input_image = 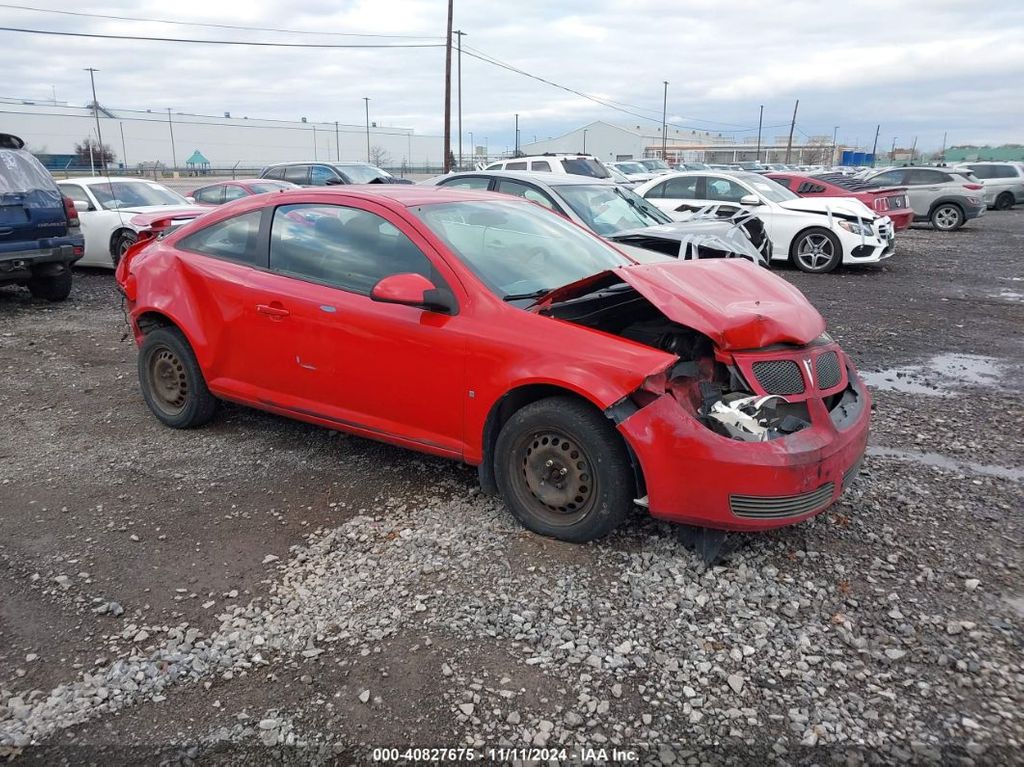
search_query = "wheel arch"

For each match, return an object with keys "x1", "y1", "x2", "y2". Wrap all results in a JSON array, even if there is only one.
[
  {"x1": 132, "y1": 309, "x2": 208, "y2": 369},
  {"x1": 109, "y1": 226, "x2": 137, "y2": 256},
  {"x1": 787, "y1": 224, "x2": 842, "y2": 260},
  {"x1": 926, "y1": 197, "x2": 965, "y2": 217},
  {"x1": 477, "y1": 383, "x2": 645, "y2": 500}
]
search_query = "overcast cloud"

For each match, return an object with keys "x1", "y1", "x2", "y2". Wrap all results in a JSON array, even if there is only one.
[{"x1": 1, "y1": 0, "x2": 1022, "y2": 152}]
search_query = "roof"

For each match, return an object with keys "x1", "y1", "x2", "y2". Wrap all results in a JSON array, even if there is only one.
[
  {"x1": 185, "y1": 150, "x2": 210, "y2": 165},
  {"x1": 440, "y1": 170, "x2": 616, "y2": 187},
  {"x1": 59, "y1": 176, "x2": 168, "y2": 186},
  {"x1": 275, "y1": 184, "x2": 515, "y2": 208}
]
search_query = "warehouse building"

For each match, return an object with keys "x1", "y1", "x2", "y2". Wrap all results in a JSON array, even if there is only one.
[
  {"x1": 0, "y1": 97, "x2": 444, "y2": 172},
  {"x1": 519, "y1": 120, "x2": 837, "y2": 165}
]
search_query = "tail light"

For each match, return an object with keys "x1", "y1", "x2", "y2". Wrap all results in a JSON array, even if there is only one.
[
  {"x1": 963, "y1": 183, "x2": 983, "y2": 191},
  {"x1": 63, "y1": 195, "x2": 79, "y2": 226},
  {"x1": 873, "y1": 197, "x2": 887, "y2": 212}
]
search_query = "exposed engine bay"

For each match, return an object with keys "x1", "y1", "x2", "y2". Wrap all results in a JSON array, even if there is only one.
[{"x1": 541, "y1": 283, "x2": 814, "y2": 441}]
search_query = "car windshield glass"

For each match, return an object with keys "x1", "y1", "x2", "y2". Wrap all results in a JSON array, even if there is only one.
[
  {"x1": 413, "y1": 199, "x2": 631, "y2": 301},
  {"x1": 559, "y1": 158, "x2": 610, "y2": 178},
  {"x1": 90, "y1": 181, "x2": 188, "y2": 209},
  {"x1": 0, "y1": 148, "x2": 58, "y2": 195},
  {"x1": 249, "y1": 182, "x2": 293, "y2": 194},
  {"x1": 615, "y1": 162, "x2": 647, "y2": 174},
  {"x1": 640, "y1": 159, "x2": 670, "y2": 171},
  {"x1": 336, "y1": 164, "x2": 392, "y2": 184},
  {"x1": 731, "y1": 172, "x2": 797, "y2": 203},
  {"x1": 558, "y1": 184, "x2": 671, "y2": 234}
]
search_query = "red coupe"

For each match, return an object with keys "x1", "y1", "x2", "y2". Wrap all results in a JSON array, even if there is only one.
[
  {"x1": 767, "y1": 172, "x2": 914, "y2": 230},
  {"x1": 187, "y1": 178, "x2": 297, "y2": 206},
  {"x1": 115, "y1": 187, "x2": 870, "y2": 555}
]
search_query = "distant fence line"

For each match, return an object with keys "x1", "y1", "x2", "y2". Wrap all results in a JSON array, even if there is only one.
[{"x1": 49, "y1": 164, "x2": 462, "y2": 180}]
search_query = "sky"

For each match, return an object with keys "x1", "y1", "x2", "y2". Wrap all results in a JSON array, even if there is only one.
[{"x1": 1, "y1": 0, "x2": 1022, "y2": 153}]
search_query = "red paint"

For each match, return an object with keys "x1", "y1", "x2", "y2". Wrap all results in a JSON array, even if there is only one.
[
  {"x1": 119, "y1": 186, "x2": 870, "y2": 534},
  {"x1": 768, "y1": 172, "x2": 914, "y2": 231}
]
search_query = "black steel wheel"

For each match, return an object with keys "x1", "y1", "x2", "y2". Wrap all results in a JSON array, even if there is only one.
[{"x1": 138, "y1": 327, "x2": 217, "y2": 428}]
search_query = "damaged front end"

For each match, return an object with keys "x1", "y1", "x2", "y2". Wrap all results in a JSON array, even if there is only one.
[{"x1": 536, "y1": 260, "x2": 871, "y2": 532}]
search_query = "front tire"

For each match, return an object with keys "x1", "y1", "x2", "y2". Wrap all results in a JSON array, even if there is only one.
[
  {"x1": 138, "y1": 327, "x2": 217, "y2": 428},
  {"x1": 994, "y1": 192, "x2": 1014, "y2": 211},
  {"x1": 112, "y1": 231, "x2": 137, "y2": 268},
  {"x1": 494, "y1": 396, "x2": 634, "y2": 543},
  {"x1": 930, "y1": 203, "x2": 964, "y2": 231},
  {"x1": 27, "y1": 268, "x2": 72, "y2": 302},
  {"x1": 791, "y1": 228, "x2": 842, "y2": 274}
]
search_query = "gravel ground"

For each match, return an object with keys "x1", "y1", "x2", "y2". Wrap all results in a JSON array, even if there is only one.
[{"x1": 0, "y1": 211, "x2": 1022, "y2": 764}]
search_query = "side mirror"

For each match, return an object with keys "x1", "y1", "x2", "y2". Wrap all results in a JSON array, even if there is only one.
[
  {"x1": 371, "y1": 273, "x2": 457, "y2": 314},
  {"x1": 739, "y1": 194, "x2": 762, "y2": 206},
  {"x1": 324, "y1": 176, "x2": 345, "y2": 185},
  {"x1": 185, "y1": 196, "x2": 196, "y2": 204},
  {"x1": 72, "y1": 199, "x2": 93, "y2": 213}
]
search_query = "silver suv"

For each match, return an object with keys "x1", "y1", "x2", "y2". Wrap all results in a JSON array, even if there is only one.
[
  {"x1": 863, "y1": 167, "x2": 986, "y2": 231},
  {"x1": 484, "y1": 154, "x2": 611, "y2": 179},
  {"x1": 955, "y1": 162, "x2": 1024, "y2": 210}
]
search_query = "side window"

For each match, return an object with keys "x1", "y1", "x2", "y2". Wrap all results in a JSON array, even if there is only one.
[
  {"x1": 495, "y1": 180, "x2": 558, "y2": 211},
  {"x1": 705, "y1": 177, "x2": 747, "y2": 203},
  {"x1": 283, "y1": 165, "x2": 310, "y2": 185},
  {"x1": 664, "y1": 176, "x2": 700, "y2": 200},
  {"x1": 530, "y1": 161, "x2": 552, "y2": 172},
  {"x1": 995, "y1": 165, "x2": 1018, "y2": 179},
  {"x1": 438, "y1": 177, "x2": 491, "y2": 190},
  {"x1": 309, "y1": 165, "x2": 337, "y2": 186},
  {"x1": 644, "y1": 180, "x2": 667, "y2": 199},
  {"x1": 59, "y1": 184, "x2": 94, "y2": 208},
  {"x1": 967, "y1": 165, "x2": 996, "y2": 179},
  {"x1": 263, "y1": 167, "x2": 286, "y2": 181},
  {"x1": 871, "y1": 170, "x2": 904, "y2": 186},
  {"x1": 269, "y1": 204, "x2": 435, "y2": 295},
  {"x1": 177, "y1": 210, "x2": 264, "y2": 265},
  {"x1": 505, "y1": 161, "x2": 528, "y2": 170},
  {"x1": 907, "y1": 169, "x2": 948, "y2": 185},
  {"x1": 485, "y1": 163, "x2": 503, "y2": 170},
  {"x1": 772, "y1": 177, "x2": 793, "y2": 190},
  {"x1": 797, "y1": 181, "x2": 827, "y2": 194},
  {"x1": 223, "y1": 185, "x2": 248, "y2": 202},
  {"x1": 194, "y1": 186, "x2": 225, "y2": 204}
]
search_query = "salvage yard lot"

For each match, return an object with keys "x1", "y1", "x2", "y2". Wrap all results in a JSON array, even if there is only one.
[{"x1": 1, "y1": 214, "x2": 1022, "y2": 762}]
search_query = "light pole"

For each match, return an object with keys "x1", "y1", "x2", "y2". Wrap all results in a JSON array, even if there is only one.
[
  {"x1": 84, "y1": 68, "x2": 105, "y2": 174},
  {"x1": 831, "y1": 125, "x2": 838, "y2": 165},
  {"x1": 363, "y1": 97, "x2": 371, "y2": 163},
  {"x1": 661, "y1": 80, "x2": 668, "y2": 160},
  {"x1": 454, "y1": 30, "x2": 466, "y2": 170},
  {"x1": 890, "y1": 136, "x2": 897, "y2": 163},
  {"x1": 756, "y1": 104, "x2": 763, "y2": 163},
  {"x1": 469, "y1": 131, "x2": 474, "y2": 160},
  {"x1": 335, "y1": 120, "x2": 340, "y2": 161},
  {"x1": 514, "y1": 114, "x2": 519, "y2": 157},
  {"x1": 166, "y1": 108, "x2": 177, "y2": 171},
  {"x1": 119, "y1": 121, "x2": 127, "y2": 169},
  {"x1": 583, "y1": 129, "x2": 588, "y2": 154}
]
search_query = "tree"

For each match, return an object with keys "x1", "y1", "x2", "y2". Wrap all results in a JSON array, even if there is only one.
[
  {"x1": 74, "y1": 137, "x2": 116, "y2": 169},
  {"x1": 369, "y1": 145, "x2": 391, "y2": 168}
]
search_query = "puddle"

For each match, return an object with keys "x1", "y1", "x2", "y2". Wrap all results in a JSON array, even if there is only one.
[
  {"x1": 861, "y1": 353, "x2": 1006, "y2": 396},
  {"x1": 867, "y1": 446, "x2": 1024, "y2": 482}
]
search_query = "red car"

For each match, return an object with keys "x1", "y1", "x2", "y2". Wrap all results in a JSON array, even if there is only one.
[
  {"x1": 767, "y1": 172, "x2": 914, "y2": 231},
  {"x1": 115, "y1": 187, "x2": 870, "y2": 557},
  {"x1": 187, "y1": 178, "x2": 297, "y2": 206}
]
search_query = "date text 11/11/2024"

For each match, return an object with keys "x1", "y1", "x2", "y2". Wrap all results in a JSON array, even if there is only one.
[{"x1": 371, "y1": 746, "x2": 640, "y2": 762}]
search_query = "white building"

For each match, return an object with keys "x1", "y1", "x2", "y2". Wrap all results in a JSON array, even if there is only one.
[
  {"x1": 520, "y1": 120, "x2": 834, "y2": 165},
  {"x1": 0, "y1": 98, "x2": 444, "y2": 170}
]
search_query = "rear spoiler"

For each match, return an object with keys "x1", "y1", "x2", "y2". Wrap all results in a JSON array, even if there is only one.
[{"x1": 116, "y1": 211, "x2": 206, "y2": 296}]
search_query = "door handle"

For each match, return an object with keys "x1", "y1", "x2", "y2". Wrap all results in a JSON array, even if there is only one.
[{"x1": 256, "y1": 303, "x2": 290, "y2": 319}]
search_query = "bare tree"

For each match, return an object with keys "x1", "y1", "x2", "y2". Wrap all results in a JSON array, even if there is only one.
[
  {"x1": 369, "y1": 145, "x2": 391, "y2": 168},
  {"x1": 74, "y1": 137, "x2": 116, "y2": 167}
]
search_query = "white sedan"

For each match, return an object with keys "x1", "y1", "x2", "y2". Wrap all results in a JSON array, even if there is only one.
[
  {"x1": 632, "y1": 171, "x2": 895, "y2": 273},
  {"x1": 56, "y1": 177, "x2": 206, "y2": 268}
]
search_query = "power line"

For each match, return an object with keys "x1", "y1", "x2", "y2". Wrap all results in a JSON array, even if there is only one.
[
  {"x1": 0, "y1": 26, "x2": 445, "y2": 48},
  {"x1": 0, "y1": 4, "x2": 444, "y2": 39}
]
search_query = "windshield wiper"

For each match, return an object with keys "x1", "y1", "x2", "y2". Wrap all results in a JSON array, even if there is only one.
[{"x1": 502, "y1": 289, "x2": 551, "y2": 302}]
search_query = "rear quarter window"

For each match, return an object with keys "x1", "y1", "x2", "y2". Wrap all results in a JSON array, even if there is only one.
[
  {"x1": 0, "y1": 148, "x2": 59, "y2": 195},
  {"x1": 178, "y1": 210, "x2": 264, "y2": 265}
]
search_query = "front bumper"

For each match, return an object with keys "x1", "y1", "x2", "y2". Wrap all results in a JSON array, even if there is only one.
[
  {"x1": 618, "y1": 358, "x2": 871, "y2": 532},
  {"x1": 838, "y1": 218, "x2": 895, "y2": 264}
]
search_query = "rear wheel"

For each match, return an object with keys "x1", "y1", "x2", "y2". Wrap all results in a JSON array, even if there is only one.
[
  {"x1": 138, "y1": 327, "x2": 217, "y2": 428},
  {"x1": 494, "y1": 396, "x2": 634, "y2": 543},
  {"x1": 791, "y1": 228, "x2": 842, "y2": 274},
  {"x1": 27, "y1": 267, "x2": 72, "y2": 302},
  {"x1": 994, "y1": 192, "x2": 1014, "y2": 211},
  {"x1": 930, "y1": 203, "x2": 964, "y2": 231},
  {"x1": 112, "y1": 231, "x2": 137, "y2": 268}
]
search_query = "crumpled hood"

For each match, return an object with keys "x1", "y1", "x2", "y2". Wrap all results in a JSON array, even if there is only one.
[
  {"x1": 779, "y1": 196, "x2": 876, "y2": 219},
  {"x1": 535, "y1": 259, "x2": 825, "y2": 351}
]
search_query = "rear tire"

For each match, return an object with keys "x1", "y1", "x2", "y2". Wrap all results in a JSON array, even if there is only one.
[
  {"x1": 138, "y1": 327, "x2": 217, "y2": 428},
  {"x1": 930, "y1": 203, "x2": 964, "y2": 231},
  {"x1": 112, "y1": 231, "x2": 137, "y2": 268},
  {"x1": 494, "y1": 396, "x2": 634, "y2": 543},
  {"x1": 994, "y1": 192, "x2": 1014, "y2": 211},
  {"x1": 790, "y1": 228, "x2": 842, "y2": 274},
  {"x1": 27, "y1": 267, "x2": 72, "y2": 302}
]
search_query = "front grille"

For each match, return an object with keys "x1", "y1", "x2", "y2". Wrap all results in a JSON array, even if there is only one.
[
  {"x1": 816, "y1": 351, "x2": 841, "y2": 389},
  {"x1": 752, "y1": 359, "x2": 805, "y2": 395},
  {"x1": 842, "y1": 458, "x2": 863, "y2": 490},
  {"x1": 730, "y1": 483, "x2": 835, "y2": 519}
]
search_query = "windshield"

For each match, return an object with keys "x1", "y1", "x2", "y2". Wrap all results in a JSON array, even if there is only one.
[
  {"x1": 640, "y1": 159, "x2": 670, "y2": 171},
  {"x1": 731, "y1": 172, "x2": 798, "y2": 203},
  {"x1": 614, "y1": 162, "x2": 647, "y2": 174},
  {"x1": 558, "y1": 184, "x2": 671, "y2": 235},
  {"x1": 90, "y1": 181, "x2": 189, "y2": 209},
  {"x1": 336, "y1": 164, "x2": 393, "y2": 184},
  {"x1": 413, "y1": 199, "x2": 631, "y2": 301},
  {"x1": 559, "y1": 158, "x2": 610, "y2": 178}
]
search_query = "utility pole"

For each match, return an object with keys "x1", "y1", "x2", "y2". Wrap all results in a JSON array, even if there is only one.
[
  {"x1": 363, "y1": 97, "x2": 371, "y2": 163},
  {"x1": 831, "y1": 125, "x2": 838, "y2": 165},
  {"x1": 910, "y1": 135, "x2": 918, "y2": 164},
  {"x1": 166, "y1": 108, "x2": 177, "y2": 171},
  {"x1": 469, "y1": 131, "x2": 474, "y2": 160},
  {"x1": 756, "y1": 105, "x2": 763, "y2": 162},
  {"x1": 890, "y1": 136, "x2": 897, "y2": 163},
  {"x1": 661, "y1": 81, "x2": 669, "y2": 160},
  {"x1": 514, "y1": 113, "x2": 519, "y2": 157},
  {"x1": 940, "y1": 130, "x2": 947, "y2": 161},
  {"x1": 454, "y1": 29, "x2": 466, "y2": 171},
  {"x1": 84, "y1": 68, "x2": 106, "y2": 174},
  {"x1": 442, "y1": 0, "x2": 453, "y2": 173},
  {"x1": 870, "y1": 124, "x2": 880, "y2": 166},
  {"x1": 335, "y1": 120, "x2": 340, "y2": 161},
  {"x1": 784, "y1": 98, "x2": 799, "y2": 164},
  {"x1": 119, "y1": 121, "x2": 127, "y2": 169},
  {"x1": 313, "y1": 124, "x2": 318, "y2": 161},
  {"x1": 583, "y1": 129, "x2": 588, "y2": 154}
]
